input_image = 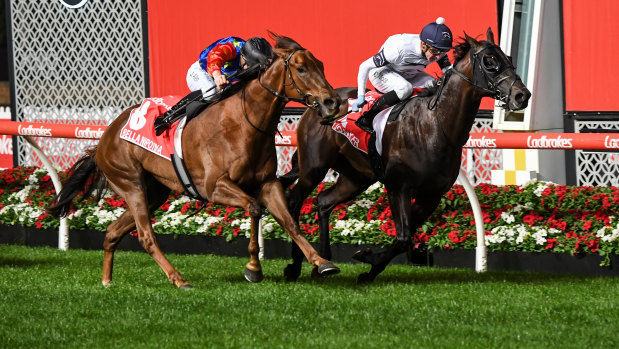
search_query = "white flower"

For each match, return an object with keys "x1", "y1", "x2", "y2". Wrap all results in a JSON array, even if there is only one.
[
  {"x1": 532, "y1": 227, "x2": 548, "y2": 245},
  {"x1": 501, "y1": 212, "x2": 515, "y2": 224}
]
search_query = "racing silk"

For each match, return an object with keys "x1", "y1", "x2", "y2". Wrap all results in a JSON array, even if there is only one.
[
  {"x1": 357, "y1": 33, "x2": 451, "y2": 95},
  {"x1": 198, "y1": 36, "x2": 245, "y2": 81}
]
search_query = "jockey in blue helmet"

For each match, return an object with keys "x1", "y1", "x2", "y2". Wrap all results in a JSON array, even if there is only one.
[{"x1": 353, "y1": 17, "x2": 453, "y2": 133}]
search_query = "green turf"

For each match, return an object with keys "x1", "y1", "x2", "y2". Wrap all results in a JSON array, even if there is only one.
[{"x1": 0, "y1": 244, "x2": 616, "y2": 348}]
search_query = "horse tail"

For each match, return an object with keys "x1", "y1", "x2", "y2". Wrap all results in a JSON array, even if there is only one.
[
  {"x1": 47, "y1": 147, "x2": 106, "y2": 218},
  {"x1": 278, "y1": 150, "x2": 300, "y2": 190}
]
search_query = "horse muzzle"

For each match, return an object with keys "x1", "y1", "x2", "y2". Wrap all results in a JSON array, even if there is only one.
[
  {"x1": 508, "y1": 86, "x2": 531, "y2": 111},
  {"x1": 316, "y1": 94, "x2": 342, "y2": 119}
]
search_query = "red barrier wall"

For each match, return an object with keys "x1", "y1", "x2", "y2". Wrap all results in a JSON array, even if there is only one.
[
  {"x1": 563, "y1": 0, "x2": 619, "y2": 111},
  {"x1": 146, "y1": 0, "x2": 497, "y2": 109}
]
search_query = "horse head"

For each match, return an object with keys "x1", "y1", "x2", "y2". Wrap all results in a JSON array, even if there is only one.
[
  {"x1": 461, "y1": 28, "x2": 531, "y2": 111},
  {"x1": 267, "y1": 33, "x2": 341, "y2": 119}
]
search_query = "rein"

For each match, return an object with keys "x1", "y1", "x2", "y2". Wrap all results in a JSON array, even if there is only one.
[
  {"x1": 241, "y1": 50, "x2": 316, "y2": 136},
  {"x1": 257, "y1": 50, "x2": 319, "y2": 109}
]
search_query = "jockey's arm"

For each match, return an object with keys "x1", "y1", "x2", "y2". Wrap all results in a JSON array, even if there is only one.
[{"x1": 205, "y1": 42, "x2": 238, "y2": 89}]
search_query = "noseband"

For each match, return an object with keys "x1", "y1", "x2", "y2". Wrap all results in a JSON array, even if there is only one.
[
  {"x1": 451, "y1": 44, "x2": 522, "y2": 111},
  {"x1": 257, "y1": 49, "x2": 320, "y2": 109}
]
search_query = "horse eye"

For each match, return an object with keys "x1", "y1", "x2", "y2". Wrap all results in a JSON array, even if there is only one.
[
  {"x1": 297, "y1": 65, "x2": 307, "y2": 74},
  {"x1": 482, "y1": 55, "x2": 500, "y2": 72}
]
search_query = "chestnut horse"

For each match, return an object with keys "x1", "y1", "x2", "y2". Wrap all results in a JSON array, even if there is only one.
[
  {"x1": 48, "y1": 35, "x2": 342, "y2": 288},
  {"x1": 282, "y1": 29, "x2": 531, "y2": 283}
]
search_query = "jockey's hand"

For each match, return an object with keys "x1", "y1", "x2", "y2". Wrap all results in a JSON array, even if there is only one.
[
  {"x1": 351, "y1": 95, "x2": 366, "y2": 112},
  {"x1": 212, "y1": 70, "x2": 229, "y2": 90}
]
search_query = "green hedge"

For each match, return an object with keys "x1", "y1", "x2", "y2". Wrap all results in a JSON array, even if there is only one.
[{"x1": 1, "y1": 166, "x2": 618, "y2": 265}]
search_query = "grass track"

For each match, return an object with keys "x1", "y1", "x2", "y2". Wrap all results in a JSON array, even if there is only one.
[{"x1": 0, "y1": 244, "x2": 617, "y2": 348}]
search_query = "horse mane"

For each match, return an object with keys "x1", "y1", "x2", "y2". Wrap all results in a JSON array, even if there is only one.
[{"x1": 416, "y1": 38, "x2": 471, "y2": 98}]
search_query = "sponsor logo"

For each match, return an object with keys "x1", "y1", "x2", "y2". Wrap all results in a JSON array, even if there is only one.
[
  {"x1": 526, "y1": 135, "x2": 573, "y2": 148},
  {"x1": 465, "y1": 136, "x2": 497, "y2": 148},
  {"x1": 0, "y1": 136, "x2": 12, "y2": 155},
  {"x1": 604, "y1": 136, "x2": 619, "y2": 149},
  {"x1": 275, "y1": 134, "x2": 292, "y2": 145},
  {"x1": 372, "y1": 50, "x2": 386, "y2": 67},
  {"x1": 59, "y1": 0, "x2": 89, "y2": 9},
  {"x1": 18, "y1": 125, "x2": 52, "y2": 137},
  {"x1": 75, "y1": 127, "x2": 105, "y2": 139}
]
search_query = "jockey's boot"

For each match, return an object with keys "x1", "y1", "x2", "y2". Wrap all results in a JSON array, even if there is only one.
[
  {"x1": 154, "y1": 90, "x2": 203, "y2": 135},
  {"x1": 355, "y1": 90, "x2": 401, "y2": 133}
]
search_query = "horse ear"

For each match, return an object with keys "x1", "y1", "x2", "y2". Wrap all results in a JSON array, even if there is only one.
[
  {"x1": 464, "y1": 32, "x2": 478, "y2": 47},
  {"x1": 486, "y1": 27, "x2": 495, "y2": 44}
]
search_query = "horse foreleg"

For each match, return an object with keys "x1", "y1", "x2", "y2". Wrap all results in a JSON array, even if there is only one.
[
  {"x1": 354, "y1": 188, "x2": 426, "y2": 283},
  {"x1": 284, "y1": 167, "x2": 329, "y2": 281},
  {"x1": 260, "y1": 180, "x2": 340, "y2": 276},
  {"x1": 316, "y1": 175, "x2": 372, "y2": 260},
  {"x1": 357, "y1": 192, "x2": 442, "y2": 283},
  {"x1": 209, "y1": 177, "x2": 264, "y2": 281}
]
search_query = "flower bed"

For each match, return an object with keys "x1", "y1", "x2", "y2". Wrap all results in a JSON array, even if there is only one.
[{"x1": 1, "y1": 166, "x2": 618, "y2": 266}]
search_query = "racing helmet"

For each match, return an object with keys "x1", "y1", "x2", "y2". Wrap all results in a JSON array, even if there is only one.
[
  {"x1": 240, "y1": 37, "x2": 274, "y2": 67},
  {"x1": 420, "y1": 17, "x2": 453, "y2": 51}
]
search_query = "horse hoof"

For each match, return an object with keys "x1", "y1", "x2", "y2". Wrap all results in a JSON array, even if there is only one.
[
  {"x1": 317, "y1": 262, "x2": 340, "y2": 276},
  {"x1": 180, "y1": 284, "x2": 194, "y2": 290},
  {"x1": 245, "y1": 267, "x2": 264, "y2": 283},
  {"x1": 356, "y1": 272, "x2": 374, "y2": 285},
  {"x1": 283, "y1": 263, "x2": 301, "y2": 282},
  {"x1": 352, "y1": 248, "x2": 372, "y2": 263}
]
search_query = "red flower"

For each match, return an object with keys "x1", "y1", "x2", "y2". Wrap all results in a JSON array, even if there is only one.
[
  {"x1": 379, "y1": 221, "x2": 396, "y2": 236},
  {"x1": 338, "y1": 210, "x2": 346, "y2": 219},
  {"x1": 300, "y1": 201, "x2": 313, "y2": 215},
  {"x1": 545, "y1": 238, "x2": 558, "y2": 250},
  {"x1": 583, "y1": 221, "x2": 592, "y2": 231}
]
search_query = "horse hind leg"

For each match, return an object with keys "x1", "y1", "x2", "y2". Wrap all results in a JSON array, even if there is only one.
[
  {"x1": 102, "y1": 178, "x2": 171, "y2": 287},
  {"x1": 105, "y1": 176, "x2": 189, "y2": 288},
  {"x1": 245, "y1": 212, "x2": 264, "y2": 283},
  {"x1": 102, "y1": 210, "x2": 136, "y2": 286}
]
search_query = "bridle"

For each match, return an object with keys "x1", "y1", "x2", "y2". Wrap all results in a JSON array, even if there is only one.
[
  {"x1": 429, "y1": 41, "x2": 522, "y2": 148},
  {"x1": 241, "y1": 49, "x2": 320, "y2": 136},
  {"x1": 257, "y1": 49, "x2": 320, "y2": 109},
  {"x1": 451, "y1": 43, "x2": 521, "y2": 111}
]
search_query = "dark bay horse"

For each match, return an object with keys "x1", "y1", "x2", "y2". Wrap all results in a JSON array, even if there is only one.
[
  {"x1": 48, "y1": 35, "x2": 342, "y2": 288},
  {"x1": 283, "y1": 29, "x2": 531, "y2": 283}
]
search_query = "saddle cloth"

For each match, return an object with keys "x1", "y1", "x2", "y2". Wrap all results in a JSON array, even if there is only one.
[
  {"x1": 120, "y1": 96, "x2": 184, "y2": 160},
  {"x1": 332, "y1": 89, "x2": 422, "y2": 155}
]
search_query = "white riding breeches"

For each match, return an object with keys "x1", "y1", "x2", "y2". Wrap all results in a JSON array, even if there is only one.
[
  {"x1": 186, "y1": 61, "x2": 218, "y2": 100},
  {"x1": 369, "y1": 66, "x2": 435, "y2": 100}
]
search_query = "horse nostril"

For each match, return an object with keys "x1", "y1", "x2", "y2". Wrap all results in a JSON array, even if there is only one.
[{"x1": 323, "y1": 97, "x2": 337, "y2": 110}]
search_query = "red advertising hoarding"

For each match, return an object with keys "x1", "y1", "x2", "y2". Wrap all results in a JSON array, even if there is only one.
[
  {"x1": 563, "y1": 0, "x2": 619, "y2": 112},
  {"x1": 146, "y1": 0, "x2": 497, "y2": 109}
]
